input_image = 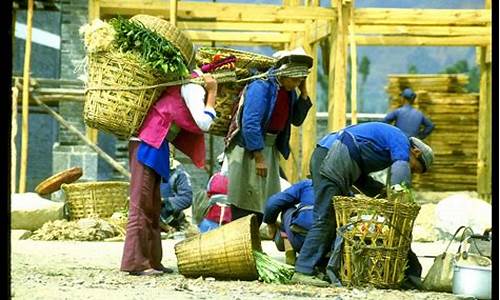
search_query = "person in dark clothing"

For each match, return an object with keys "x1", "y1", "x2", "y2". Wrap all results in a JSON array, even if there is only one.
[
  {"x1": 291, "y1": 122, "x2": 434, "y2": 288},
  {"x1": 159, "y1": 160, "x2": 193, "y2": 231},
  {"x1": 264, "y1": 179, "x2": 314, "y2": 254},
  {"x1": 383, "y1": 87, "x2": 435, "y2": 140}
]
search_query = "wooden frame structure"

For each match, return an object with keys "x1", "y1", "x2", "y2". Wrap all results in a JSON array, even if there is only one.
[{"x1": 13, "y1": 0, "x2": 491, "y2": 199}]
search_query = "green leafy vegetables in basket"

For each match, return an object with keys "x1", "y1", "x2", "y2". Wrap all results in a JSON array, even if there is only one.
[
  {"x1": 110, "y1": 16, "x2": 189, "y2": 78},
  {"x1": 253, "y1": 250, "x2": 295, "y2": 284}
]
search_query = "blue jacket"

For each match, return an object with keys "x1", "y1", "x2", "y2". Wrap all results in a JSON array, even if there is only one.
[
  {"x1": 263, "y1": 179, "x2": 315, "y2": 252},
  {"x1": 230, "y1": 73, "x2": 312, "y2": 159},
  {"x1": 318, "y1": 122, "x2": 412, "y2": 186},
  {"x1": 383, "y1": 104, "x2": 434, "y2": 139},
  {"x1": 160, "y1": 165, "x2": 193, "y2": 212}
]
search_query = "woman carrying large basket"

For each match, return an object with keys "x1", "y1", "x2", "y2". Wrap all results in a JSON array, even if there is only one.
[{"x1": 291, "y1": 122, "x2": 434, "y2": 287}]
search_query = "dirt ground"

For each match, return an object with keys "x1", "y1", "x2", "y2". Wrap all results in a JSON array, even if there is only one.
[{"x1": 11, "y1": 230, "x2": 465, "y2": 300}]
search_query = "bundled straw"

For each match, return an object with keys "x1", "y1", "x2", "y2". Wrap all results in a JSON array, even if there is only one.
[{"x1": 253, "y1": 250, "x2": 295, "y2": 284}]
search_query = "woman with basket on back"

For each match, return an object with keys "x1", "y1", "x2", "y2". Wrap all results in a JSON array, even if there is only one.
[
  {"x1": 291, "y1": 122, "x2": 434, "y2": 288},
  {"x1": 121, "y1": 58, "x2": 232, "y2": 276},
  {"x1": 223, "y1": 48, "x2": 314, "y2": 226}
]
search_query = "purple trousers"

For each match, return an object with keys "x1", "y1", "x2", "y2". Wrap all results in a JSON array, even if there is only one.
[{"x1": 120, "y1": 141, "x2": 163, "y2": 272}]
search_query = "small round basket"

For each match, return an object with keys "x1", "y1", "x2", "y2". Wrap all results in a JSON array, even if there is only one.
[
  {"x1": 130, "y1": 14, "x2": 195, "y2": 67},
  {"x1": 175, "y1": 214, "x2": 262, "y2": 280},
  {"x1": 61, "y1": 181, "x2": 129, "y2": 221},
  {"x1": 84, "y1": 50, "x2": 169, "y2": 138},
  {"x1": 35, "y1": 167, "x2": 83, "y2": 195},
  {"x1": 333, "y1": 195, "x2": 420, "y2": 289}
]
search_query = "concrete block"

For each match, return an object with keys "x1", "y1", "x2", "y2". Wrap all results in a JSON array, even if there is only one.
[{"x1": 11, "y1": 230, "x2": 33, "y2": 240}]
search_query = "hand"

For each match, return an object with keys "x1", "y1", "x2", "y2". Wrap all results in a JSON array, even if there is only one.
[
  {"x1": 253, "y1": 151, "x2": 268, "y2": 177},
  {"x1": 298, "y1": 79, "x2": 308, "y2": 99},
  {"x1": 267, "y1": 223, "x2": 278, "y2": 238},
  {"x1": 203, "y1": 73, "x2": 218, "y2": 93}
]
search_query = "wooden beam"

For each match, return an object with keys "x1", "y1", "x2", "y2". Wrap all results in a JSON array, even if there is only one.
[
  {"x1": 11, "y1": 86, "x2": 19, "y2": 193},
  {"x1": 176, "y1": 21, "x2": 306, "y2": 32},
  {"x1": 32, "y1": 95, "x2": 131, "y2": 179},
  {"x1": 354, "y1": 24, "x2": 491, "y2": 36},
  {"x1": 354, "y1": 9, "x2": 491, "y2": 26},
  {"x1": 477, "y1": 47, "x2": 491, "y2": 201},
  {"x1": 306, "y1": 19, "x2": 331, "y2": 44},
  {"x1": 349, "y1": 2, "x2": 357, "y2": 125},
  {"x1": 354, "y1": 35, "x2": 491, "y2": 46},
  {"x1": 301, "y1": 34, "x2": 318, "y2": 179},
  {"x1": 98, "y1": 0, "x2": 336, "y2": 21},
  {"x1": 19, "y1": 0, "x2": 34, "y2": 193},
  {"x1": 185, "y1": 31, "x2": 291, "y2": 43},
  {"x1": 331, "y1": 0, "x2": 349, "y2": 131},
  {"x1": 170, "y1": 0, "x2": 177, "y2": 25},
  {"x1": 327, "y1": 12, "x2": 337, "y2": 132},
  {"x1": 88, "y1": 0, "x2": 100, "y2": 21}
]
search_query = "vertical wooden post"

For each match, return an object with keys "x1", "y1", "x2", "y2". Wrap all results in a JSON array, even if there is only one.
[
  {"x1": 19, "y1": 0, "x2": 34, "y2": 193},
  {"x1": 476, "y1": 0, "x2": 492, "y2": 202},
  {"x1": 301, "y1": 18, "x2": 319, "y2": 179},
  {"x1": 280, "y1": 0, "x2": 300, "y2": 183},
  {"x1": 86, "y1": 0, "x2": 99, "y2": 143},
  {"x1": 170, "y1": 0, "x2": 178, "y2": 25},
  {"x1": 349, "y1": 1, "x2": 357, "y2": 125},
  {"x1": 327, "y1": 4, "x2": 337, "y2": 132},
  {"x1": 12, "y1": 86, "x2": 19, "y2": 194}
]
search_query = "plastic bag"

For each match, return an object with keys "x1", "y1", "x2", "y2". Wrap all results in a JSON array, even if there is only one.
[{"x1": 422, "y1": 226, "x2": 490, "y2": 292}]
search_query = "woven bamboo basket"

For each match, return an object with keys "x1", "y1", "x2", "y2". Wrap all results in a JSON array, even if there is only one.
[
  {"x1": 175, "y1": 214, "x2": 262, "y2": 280},
  {"x1": 196, "y1": 47, "x2": 276, "y2": 71},
  {"x1": 333, "y1": 195, "x2": 420, "y2": 288},
  {"x1": 61, "y1": 181, "x2": 129, "y2": 221},
  {"x1": 130, "y1": 14, "x2": 195, "y2": 67},
  {"x1": 84, "y1": 50, "x2": 169, "y2": 138},
  {"x1": 208, "y1": 82, "x2": 244, "y2": 137}
]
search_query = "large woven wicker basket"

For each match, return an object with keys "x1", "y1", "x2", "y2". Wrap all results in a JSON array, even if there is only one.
[
  {"x1": 130, "y1": 14, "x2": 195, "y2": 67},
  {"x1": 196, "y1": 47, "x2": 276, "y2": 71},
  {"x1": 61, "y1": 181, "x2": 129, "y2": 221},
  {"x1": 84, "y1": 50, "x2": 169, "y2": 138},
  {"x1": 208, "y1": 82, "x2": 244, "y2": 137},
  {"x1": 333, "y1": 195, "x2": 420, "y2": 289},
  {"x1": 175, "y1": 214, "x2": 262, "y2": 280}
]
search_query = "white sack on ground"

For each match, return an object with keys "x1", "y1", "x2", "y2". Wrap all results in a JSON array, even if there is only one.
[
  {"x1": 435, "y1": 193, "x2": 491, "y2": 239},
  {"x1": 11, "y1": 193, "x2": 65, "y2": 231},
  {"x1": 412, "y1": 203, "x2": 439, "y2": 242}
]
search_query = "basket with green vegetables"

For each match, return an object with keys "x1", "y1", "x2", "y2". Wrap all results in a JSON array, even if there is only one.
[
  {"x1": 253, "y1": 250, "x2": 295, "y2": 284},
  {"x1": 109, "y1": 16, "x2": 189, "y2": 79}
]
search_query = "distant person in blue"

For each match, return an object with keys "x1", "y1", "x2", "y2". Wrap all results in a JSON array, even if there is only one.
[
  {"x1": 383, "y1": 88, "x2": 435, "y2": 139},
  {"x1": 291, "y1": 122, "x2": 434, "y2": 289},
  {"x1": 263, "y1": 179, "x2": 315, "y2": 255},
  {"x1": 159, "y1": 159, "x2": 193, "y2": 231}
]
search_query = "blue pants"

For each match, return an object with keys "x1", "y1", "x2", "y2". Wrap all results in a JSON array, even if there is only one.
[{"x1": 295, "y1": 146, "x2": 342, "y2": 275}]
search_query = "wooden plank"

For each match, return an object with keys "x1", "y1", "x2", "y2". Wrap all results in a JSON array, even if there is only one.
[
  {"x1": 98, "y1": 0, "x2": 336, "y2": 21},
  {"x1": 349, "y1": 3, "x2": 357, "y2": 125},
  {"x1": 32, "y1": 95, "x2": 131, "y2": 179},
  {"x1": 477, "y1": 47, "x2": 492, "y2": 200},
  {"x1": 355, "y1": 35, "x2": 490, "y2": 46},
  {"x1": 354, "y1": 24, "x2": 491, "y2": 36},
  {"x1": 327, "y1": 11, "x2": 337, "y2": 132},
  {"x1": 301, "y1": 28, "x2": 318, "y2": 179},
  {"x1": 19, "y1": 0, "x2": 33, "y2": 193},
  {"x1": 11, "y1": 86, "x2": 19, "y2": 193},
  {"x1": 331, "y1": 0, "x2": 349, "y2": 131},
  {"x1": 170, "y1": 0, "x2": 177, "y2": 25},
  {"x1": 176, "y1": 21, "x2": 306, "y2": 32},
  {"x1": 354, "y1": 9, "x2": 490, "y2": 26},
  {"x1": 185, "y1": 31, "x2": 291, "y2": 43},
  {"x1": 306, "y1": 19, "x2": 331, "y2": 44}
]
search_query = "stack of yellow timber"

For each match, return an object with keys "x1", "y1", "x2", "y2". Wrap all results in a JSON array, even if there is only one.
[{"x1": 386, "y1": 74, "x2": 478, "y2": 191}]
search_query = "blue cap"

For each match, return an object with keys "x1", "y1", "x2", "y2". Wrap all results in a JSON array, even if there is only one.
[{"x1": 400, "y1": 88, "x2": 416, "y2": 100}]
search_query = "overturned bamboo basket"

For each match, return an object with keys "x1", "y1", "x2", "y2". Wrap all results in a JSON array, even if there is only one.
[
  {"x1": 333, "y1": 195, "x2": 420, "y2": 289},
  {"x1": 61, "y1": 181, "x2": 129, "y2": 221},
  {"x1": 175, "y1": 214, "x2": 262, "y2": 280}
]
